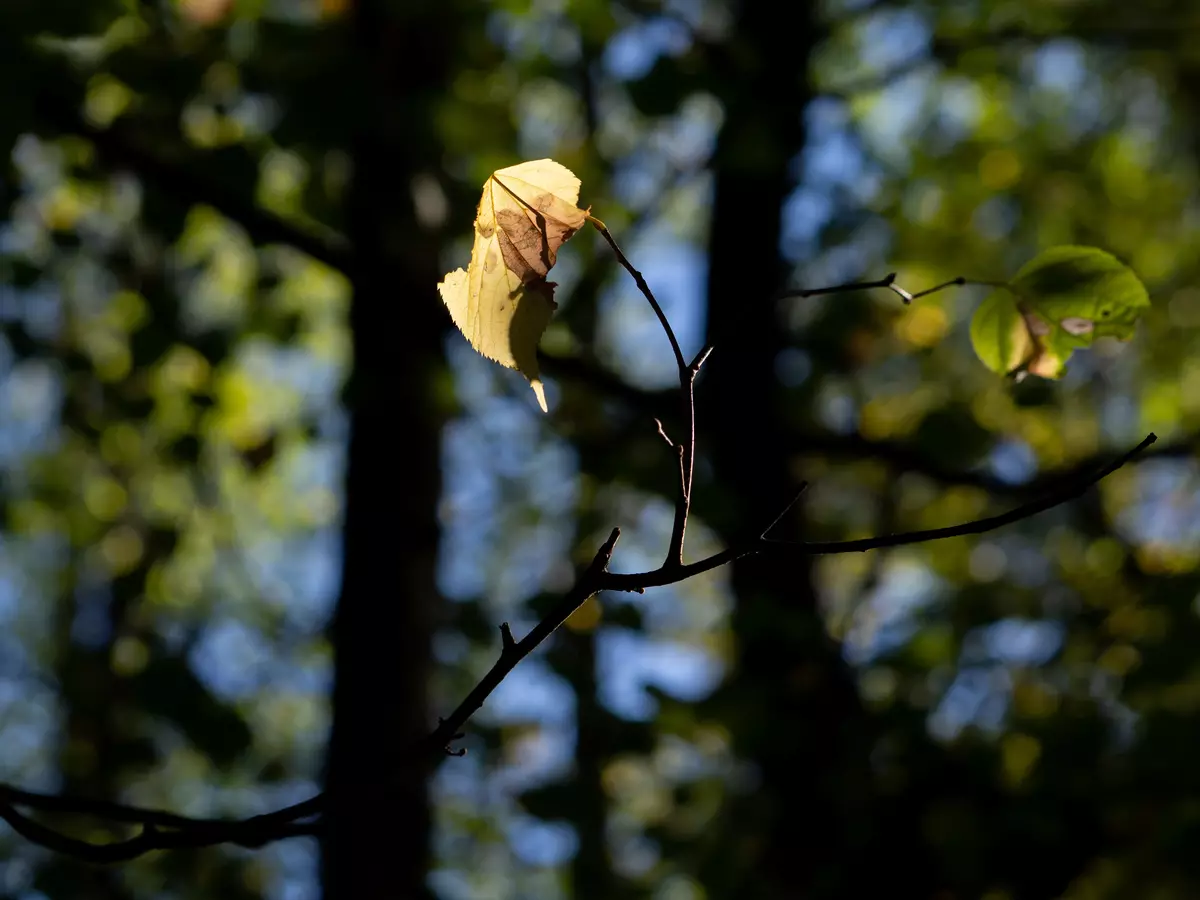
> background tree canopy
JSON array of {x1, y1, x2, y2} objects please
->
[{"x1": 1, "y1": 0, "x2": 1199, "y2": 898}]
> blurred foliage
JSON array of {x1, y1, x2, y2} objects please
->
[{"x1": 4, "y1": 0, "x2": 1200, "y2": 899}]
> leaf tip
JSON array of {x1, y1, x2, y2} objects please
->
[{"x1": 531, "y1": 379, "x2": 548, "y2": 413}]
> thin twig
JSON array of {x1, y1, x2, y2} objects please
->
[
  {"x1": 778, "y1": 273, "x2": 1008, "y2": 306},
  {"x1": 588, "y1": 215, "x2": 686, "y2": 370},
  {"x1": 588, "y1": 215, "x2": 711, "y2": 567},
  {"x1": 0, "y1": 787, "x2": 322, "y2": 865},
  {"x1": 668, "y1": 345, "x2": 713, "y2": 565},
  {"x1": 599, "y1": 433, "x2": 1156, "y2": 591},
  {"x1": 0, "y1": 786, "x2": 322, "y2": 832},
  {"x1": 910, "y1": 277, "x2": 1008, "y2": 300},
  {"x1": 781, "y1": 272, "x2": 909, "y2": 303},
  {"x1": 760, "y1": 483, "x2": 809, "y2": 538},
  {"x1": 654, "y1": 418, "x2": 675, "y2": 447},
  {"x1": 415, "y1": 527, "x2": 624, "y2": 758}
]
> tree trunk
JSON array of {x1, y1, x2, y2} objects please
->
[
  {"x1": 698, "y1": 6, "x2": 893, "y2": 897},
  {"x1": 321, "y1": 2, "x2": 451, "y2": 896}
]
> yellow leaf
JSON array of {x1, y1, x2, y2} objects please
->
[{"x1": 438, "y1": 159, "x2": 588, "y2": 412}]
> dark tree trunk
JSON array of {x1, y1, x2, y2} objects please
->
[
  {"x1": 698, "y1": 5, "x2": 903, "y2": 897},
  {"x1": 321, "y1": 2, "x2": 451, "y2": 896},
  {"x1": 557, "y1": 627, "x2": 618, "y2": 900}
]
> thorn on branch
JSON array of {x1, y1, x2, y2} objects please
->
[
  {"x1": 596, "y1": 527, "x2": 621, "y2": 567},
  {"x1": 499, "y1": 621, "x2": 516, "y2": 653}
]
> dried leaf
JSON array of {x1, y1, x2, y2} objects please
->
[{"x1": 438, "y1": 159, "x2": 588, "y2": 411}]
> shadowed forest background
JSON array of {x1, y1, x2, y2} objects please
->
[{"x1": 1, "y1": 0, "x2": 1200, "y2": 898}]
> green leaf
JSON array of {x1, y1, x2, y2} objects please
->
[
  {"x1": 969, "y1": 246, "x2": 1149, "y2": 379},
  {"x1": 969, "y1": 289, "x2": 1031, "y2": 377}
]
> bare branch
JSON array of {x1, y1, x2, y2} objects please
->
[
  {"x1": 778, "y1": 272, "x2": 1007, "y2": 306},
  {"x1": 761, "y1": 483, "x2": 809, "y2": 539},
  {"x1": 414, "y1": 527, "x2": 624, "y2": 760},
  {"x1": 782, "y1": 272, "x2": 908, "y2": 302},
  {"x1": 599, "y1": 433, "x2": 1156, "y2": 591},
  {"x1": 0, "y1": 786, "x2": 322, "y2": 864},
  {"x1": 499, "y1": 621, "x2": 516, "y2": 652},
  {"x1": 588, "y1": 216, "x2": 706, "y2": 567},
  {"x1": 588, "y1": 216, "x2": 686, "y2": 371}
]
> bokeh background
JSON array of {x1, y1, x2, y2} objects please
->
[{"x1": 2, "y1": 0, "x2": 1200, "y2": 897}]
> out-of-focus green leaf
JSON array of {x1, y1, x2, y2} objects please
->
[{"x1": 970, "y1": 246, "x2": 1149, "y2": 379}]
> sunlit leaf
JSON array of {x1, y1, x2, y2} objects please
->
[
  {"x1": 437, "y1": 159, "x2": 588, "y2": 412},
  {"x1": 969, "y1": 246, "x2": 1149, "y2": 379}
]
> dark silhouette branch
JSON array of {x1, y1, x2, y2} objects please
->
[
  {"x1": 0, "y1": 786, "x2": 322, "y2": 864},
  {"x1": 599, "y1": 432, "x2": 1156, "y2": 591},
  {"x1": 792, "y1": 429, "x2": 1194, "y2": 497},
  {"x1": 776, "y1": 272, "x2": 1007, "y2": 304},
  {"x1": 415, "y1": 527, "x2": 627, "y2": 758},
  {"x1": 588, "y1": 215, "x2": 711, "y2": 568}
]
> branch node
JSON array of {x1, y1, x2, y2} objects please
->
[{"x1": 689, "y1": 345, "x2": 714, "y2": 373}]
